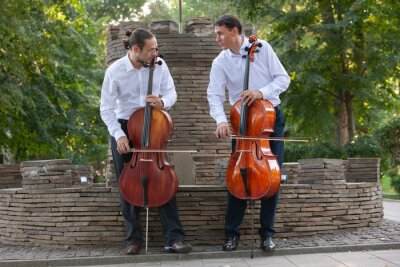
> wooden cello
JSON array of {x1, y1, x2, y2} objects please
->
[
  {"x1": 226, "y1": 36, "x2": 281, "y2": 257},
  {"x1": 119, "y1": 53, "x2": 178, "y2": 253},
  {"x1": 226, "y1": 35, "x2": 281, "y2": 201}
]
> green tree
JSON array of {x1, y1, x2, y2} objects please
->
[
  {"x1": 0, "y1": 0, "x2": 107, "y2": 169},
  {"x1": 82, "y1": 0, "x2": 146, "y2": 23},
  {"x1": 230, "y1": 0, "x2": 400, "y2": 147},
  {"x1": 376, "y1": 117, "x2": 400, "y2": 194},
  {"x1": 138, "y1": 0, "x2": 234, "y2": 26}
]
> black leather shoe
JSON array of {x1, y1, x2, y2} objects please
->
[
  {"x1": 126, "y1": 243, "x2": 142, "y2": 255},
  {"x1": 170, "y1": 240, "x2": 192, "y2": 254},
  {"x1": 261, "y1": 237, "x2": 276, "y2": 251},
  {"x1": 223, "y1": 236, "x2": 239, "y2": 251}
]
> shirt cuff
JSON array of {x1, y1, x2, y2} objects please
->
[
  {"x1": 114, "y1": 129, "x2": 126, "y2": 141},
  {"x1": 161, "y1": 97, "x2": 171, "y2": 110},
  {"x1": 259, "y1": 86, "x2": 272, "y2": 100},
  {"x1": 215, "y1": 115, "x2": 228, "y2": 126}
]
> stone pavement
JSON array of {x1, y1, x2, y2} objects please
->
[
  {"x1": 383, "y1": 199, "x2": 400, "y2": 221},
  {"x1": 0, "y1": 200, "x2": 399, "y2": 267},
  {"x1": 57, "y1": 249, "x2": 400, "y2": 267}
]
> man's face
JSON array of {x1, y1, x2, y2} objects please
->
[
  {"x1": 215, "y1": 25, "x2": 238, "y2": 50},
  {"x1": 133, "y1": 37, "x2": 158, "y2": 64}
]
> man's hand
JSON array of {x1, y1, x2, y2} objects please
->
[
  {"x1": 240, "y1": 89, "x2": 263, "y2": 105},
  {"x1": 116, "y1": 136, "x2": 131, "y2": 154},
  {"x1": 215, "y1": 122, "x2": 231, "y2": 139},
  {"x1": 146, "y1": 95, "x2": 164, "y2": 109}
]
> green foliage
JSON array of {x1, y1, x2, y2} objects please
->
[
  {"x1": 285, "y1": 141, "x2": 343, "y2": 162},
  {"x1": 388, "y1": 168, "x2": 400, "y2": 195},
  {"x1": 343, "y1": 135, "x2": 382, "y2": 158},
  {"x1": 380, "y1": 174, "x2": 396, "y2": 195},
  {"x1": 285, "y1": 134, "x2": 382, "y2": 162},
  {"x1": 83, "y1": 0, "x2": 146, "y2": 23},
  {"x1": 375, "y1": 117, "x2": 400, "y2": 194},
  {"x1": 229, "y1": 0, "x2": 400, "y2": 147},
  {"x1": 0, "y1": 0, "x2": 108, "y2": 168},
  {"x1": 376, "y1": 117, "x2": 400, "y2": 165},
  {"x1": 137, "y1": 0, "x2": 235, "y2": 24}
]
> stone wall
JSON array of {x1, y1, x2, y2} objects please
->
[
  {"x1": 277, "y1": 158, "x2": 383, "y2": 237},
  {"x1": 20, "y1": 159, "x2": 94, "y2": 190},
  {"x1": 0, "y1": 158, "x2": 383, "y2": 247},
  {"x1": 346, "y1": 158, "x2": 380, "y2": 183},
  {"x1": 0, "y1": 164, "x2": 22, "y2": 189}
]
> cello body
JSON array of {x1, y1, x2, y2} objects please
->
[
  {"x1": 227, "y1": 99, "x2": 281, "y2": 199},
  {"x1": 226, "y1": 35, "x2": 281, "y2": 200},
  {"x1": 119, "y1": 55, "x2": 178, "y2": 208}
]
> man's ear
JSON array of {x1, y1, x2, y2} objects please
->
[
  {"x1": 232, "y1": 27, "x2": 239, "y2": 35},
  {"x1": 132, "y1": 44, "x2": 140, "y2": 54}
]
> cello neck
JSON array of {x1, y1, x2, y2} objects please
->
[
  {"x1": 239, "y1": 48, "x2": 250, "y2": 136},
  {"x1": 243, "y1": 53, "x2": 251, "y2": 92},
  {"x1": 239, "y1": 36, "x2": 260, "y2": 136},
  {"x1": 141, "y1": 56, "x2": 157, "y2": 148}
]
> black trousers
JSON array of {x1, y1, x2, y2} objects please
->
[
  {"x1": 111, "y1": 119, "x2": 185, "y2": 247},
  {"x1": 224, "y1": 106, "x2": 285, "y2": 239}
]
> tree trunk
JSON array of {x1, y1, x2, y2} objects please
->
[
  {"x1": 322, "y1": 0, "x2": 355, "y2": 146},
  {"x1": 345, "y1": 91, "x2": 355, "y2": 141},
  {"x1": 335, "y1": 91, "x2": 355, "y2": 147},
  {"x1": 335, "y1": 94, "x2": 350, "y2": 147},
  {"x1": 290, "y1": 3, "x2": 298, "y2": 50}
]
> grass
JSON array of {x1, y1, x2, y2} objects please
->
[
  {"x1": 383, "y1": 194, "x2": 400, "y2": 200},
  {"x1": 381, "y1": 175, "x2": 396, "y2": 194},
  {"x1": 380, "y1": 174, "x2": 400, "y2": 199}
]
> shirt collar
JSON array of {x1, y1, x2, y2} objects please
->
[
  {"x1": 124, "y1": 52, "x2": 146, "y2": 72},
  {"x1": 227, "y1": 36, "x2": 249, "y2": 57},
  {"x1": 124, "y1": 53, "x2": 134, "y2": 72}
]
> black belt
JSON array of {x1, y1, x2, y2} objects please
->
[{"x1": 117, "y1": 119, "x2": 129, "y2": 135}]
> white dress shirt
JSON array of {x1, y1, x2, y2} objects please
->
[
  {"x1": 100, "y1": 53, "x2": 177, "y2": 141},
  {"x1": 207, "y1": 37, "x2": 290, "y2": 125}
]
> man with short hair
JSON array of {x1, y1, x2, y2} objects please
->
[{"x1": 207, "y1": 15, "x2": 290, "y2": 252}]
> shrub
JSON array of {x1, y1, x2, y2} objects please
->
[
  {"x1": 343, "y1": 135, "x2": 382, "y2": 158},
  {"x1": 388, "y1": 168, "x2": 400, "y2": 195}
]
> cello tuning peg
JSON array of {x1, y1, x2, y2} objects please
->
[
  {"x1": 244, "y1": 47, "x2": 249, "y2": 51},
  {"x1": 158, "y1": 54, "x2": 164, "y2": 58},
  {"x1": 255, "y1": 50, "x2": 260, "y2": 53},
  {"x1": 257, "y1": 43, "x2": 263, "y2": 48},
  {"x1": 242, "y1": 55, "x2": 247, "y2": 58},
  {"x1": 157, "y1": 60, "x2": 163, "y2": 65}
]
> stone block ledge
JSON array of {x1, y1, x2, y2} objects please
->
[{"x1": 0, "y1": 176, "x2": 383, "y2": 247}]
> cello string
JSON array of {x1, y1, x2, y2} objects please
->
[
  {"x1": 129, "y1": 149, "x2": 198, "y2": 153},
  {"x1": 146, "y1": 207, "x2": 149, "y2": 254},
  {"x1": 142, "y1": 60, "x2": 152, "y2": 255},
  {"x1": 231, "y1": 135, "x2": 309, "y2": 142}
]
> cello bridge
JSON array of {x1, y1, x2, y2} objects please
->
[{"x1": 139, "y1": 159, "x2": 154, "y2": 162}]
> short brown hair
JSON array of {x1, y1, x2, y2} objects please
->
[{"x1": 214, "y1": 15, "x2": 242, "y2": 34}]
